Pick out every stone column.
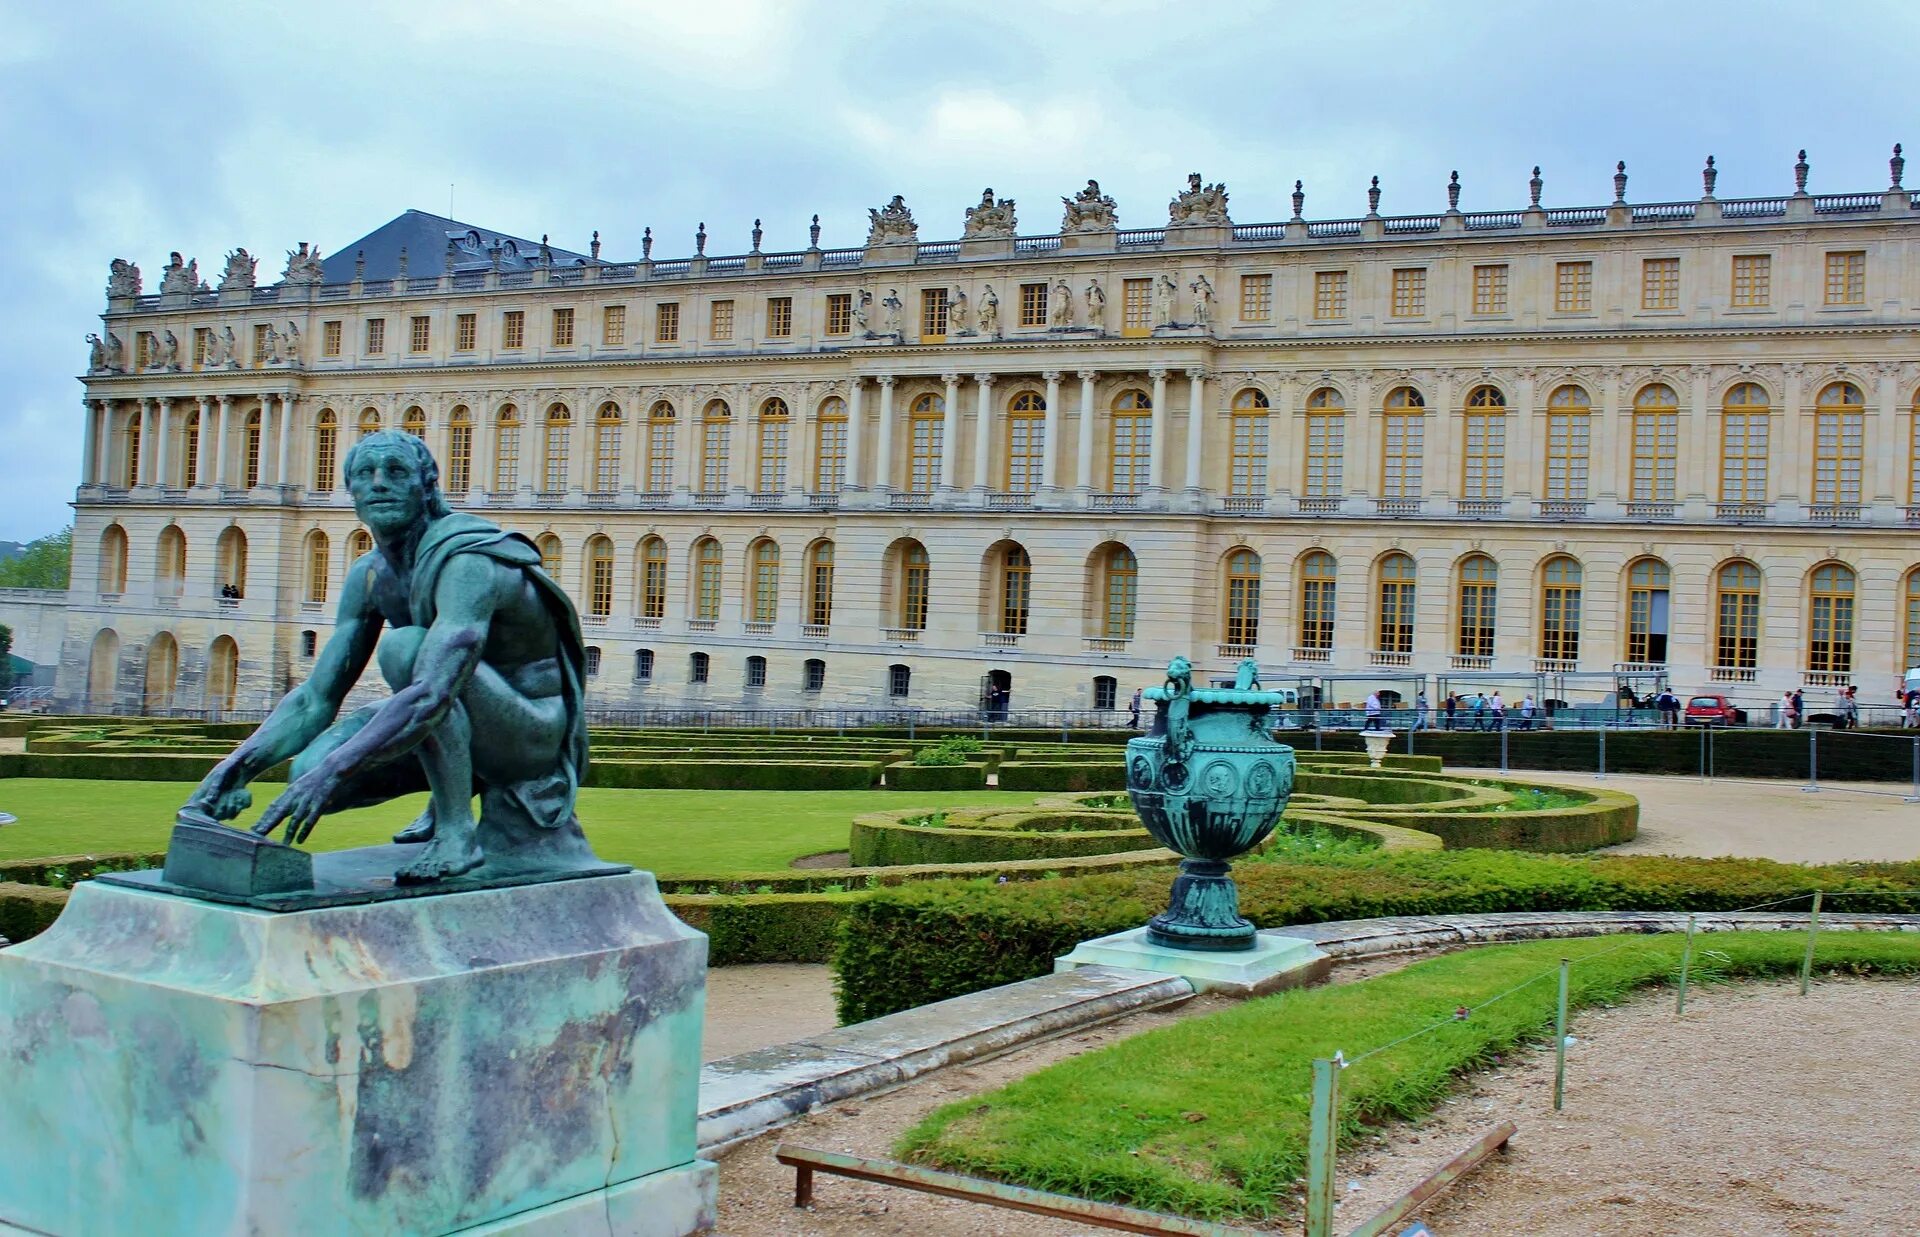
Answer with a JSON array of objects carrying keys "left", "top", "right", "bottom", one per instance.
[
  {"left": 277, "top": 394, "right": 295, "bottom": 488},
  {"left": 214, "top": 396, "right": 231, "bottom": 487},
  {"left": 1686, "top": 364, "right": 1712, "bottom": 505},
  {"left": 95, "top": 399, "right": 114, "bottom": 484},
  {"left": 1345, "top": 371, "right": 1374, "bottom": 509},
  {"left": 1183, "top": 369, "right": 1207, "bottom": 491},
  {"left": 844, "top": 379, "right": 865, "bottom": 489},
  {"left": 476, "top": 400, "right": 499, "bottom": 494},
  {"left": 938, "top": 372, "right": 961, "bottom": 490},
  {"left": 971, "top": 372, "right": 995, "bottom": 491},
  {"left": 788, "top": 388, "right": 811, "bottom": 499},
  {"left": 1873, "top": 362, "right": 1901, "bottom": 503},
  {"left": 1594, "top": 368, "right": 1622, "bottom": 503},
  {"left": 1041, "top": 370, "right": 1062, "bottom": 492},
  {"left": 726, "top": 394, "right": 749, "bottom": 495},
  {"left": 1268, "top": 374, "right": 1297, "bottom": 500},
  {"left": 1429, "top": 370, "right": 1454, "bottom": 505},
  {"left": 194, "top": 397, "right": 213, "bottom": 486},
  {"left": 1147, "top": 367, "right": 1168, "bottom": 490},
  {"left": 80, "top": 399, "right": 100, "bottom": 485},
  {"left": 873, "top": 375, "right": 896, "bottom": 491},
  {"left": 1075, "top": 370, "right": 1097, "bottom": 491},
  {"left": 674, "top": 392, "right": 697, "bottom": 495},
  {"left": 1777, "top": 364, "right": 1804, "bottom": 505},
  {"left": 1509, "top": 370, "right": 1536, "bottom": 506},
  {"left": 153, "top": 399, "right": 172, "bottom": 489}
]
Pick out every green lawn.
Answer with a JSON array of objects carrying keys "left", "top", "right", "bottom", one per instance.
[{"left": 0, "top": 780, "right": 1017, "bottom": 875}]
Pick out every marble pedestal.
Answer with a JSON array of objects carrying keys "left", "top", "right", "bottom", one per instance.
[
  {"left": 0, "top": 871, "right": 715, "bottom": 1236},
  {"left": 1056, "top": 926, "right": 1329, "bottom": 997}
]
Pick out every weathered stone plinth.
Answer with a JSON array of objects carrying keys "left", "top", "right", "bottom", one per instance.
[
  {"left": 1056, "top": 926, "right": 1328, "bottom": 997},
  {"left": 0, "top": 871, "right": 714, "bottom": 1236}
]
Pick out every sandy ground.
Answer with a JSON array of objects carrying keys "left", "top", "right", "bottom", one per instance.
[
  {"left": 704, "top": 965, "right": 840, "bottom": 1061},
  {"left": 0, "top": 736, "right": 22, "bottom": 753}
]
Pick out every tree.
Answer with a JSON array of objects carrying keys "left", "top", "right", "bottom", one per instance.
[
  {"left": 0, "top": 527, "right": 71, "bottom": 590},
  {"left": 0, "top": 624, "right": 14, "bottom": 695}
]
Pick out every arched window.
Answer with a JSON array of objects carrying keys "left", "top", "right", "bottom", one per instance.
[
  {"left": 208, "top": 635, "right": 239, "bottom": 713},
  {"left": 899, "top": 542, "right": 930, "bottom": 631},
  {"left": 1631, "top": 383, "right": 1679, "bottom": 503},
  {"left": 542, "top": 403, "right": 572, "bottom": 493},
  {"left": 1545, "top": 385, "right": 1591, "bottom": 502},
  {"left": 639, "top": 537, "right": 667, "bottom": 620},
  {"left": 689, "top": 651, "right": 711, "bottom": 685},
  {"left": 402, "top": 406, "right": 426, "bottom": 438},
  {"left": 1720, "top": 383, "right": 1770, "bottom": 503},
  {"left": 1100, "top": 545, "right": 1137, "bottom": 640},
  {"left": 1377, "top": 553, "right": 1417, "bottom": 656},
  {"left": 155, "top": 526, "right": 186, "bottom": 599},
  {"left": 1007, "top": 391, "right": 1046, "bottom": 494},
  {"left": 243, "top": 409, "right": 263, "bottom": 488},
  {"left": 1298, "top": 551, "right": 1336, "bottom": 654},
  {"left": 1461, "top": 385, "right": 1506, "bottom": 500},
  {"left": 585, "top": 535, "right": 614, "bottom": 618},
  {"left": 494, "top": 404, "right": 522, "bottom": 491},
  {"left": 87, "top": 628, "right": 119, "bottom": 707},
  {"left": 584, "top": 646, "right": 602, "bottom": 678},
  {"left": 304, "top": 531, "right": 330, "bottom": 604},
  {"left": 634, "top": 648, "right": 655, "bottom": 682},
  {"left": 643, "top": 400, "right": 677, "bottom": 494},
  {"left": 1455, "top": 555, "right": 1497, "bottom": 659},
  {"left": 1906, "top": 568, "right": 1920, "bottom": 672},
  {"left": 745, "top": 655, "right": 768, "bottom": 689},
  {"left": 806, "top": 540, "right": 835, "bottom": 628},
  {"left": 180, "top": 406, "right": 201, "bottom": 488},
  {"left": 143, "top": 632, "right": 179, "bottom": 712},
  {"left": 347, "top": 528, "right": 373, "bottom": 560},
  {"left": 1626, "top": 557, "right": 1672, "bottom": 664},
  {"left": 1093, "top": 675, "right": 1118, "bottom": 711},
  {"left": 358, "top": 407, "right": 381, "bottom": 440},
  {"left": 803, "top": 658, "right": 826, "bottom": 693},
  {"left": 749, "top": 539, "right": 780, "bottom": 623},
  {"left": 1808, "top": 563, "right": 1856, "bottom": 676},
  {"left": 313, "top": 409, "right": 339, "bottom": 492},
  {"left": 536, "top": 534, "right": 562, "bottom": 578},
  {"left": 998, "top": 544, "right": 1031, "bottom": 636},
  {"left": 693, "top": 537, "right": 722, "bottom": 621},
  {"left": 216, "top": 526, "right": 247, "bottom": 599},
  {"left": 1814, "top": 381, "right": 1865, "bottom": 505},
  {"left": 592, "top": 402, "right": 622, "bottom": 494},
  {"left": 1229, "top": 388, "right": 1269, "bottom": 497},
  {"left": 121, "top": 407, "right": 142, "bottom": 488},
  {"left": 1540, "top": 556, "right": 1582, "bottom": 663},
  {"left": 699, "top": 400, "right": 730, "bottom": 493},
  {"left": 756, "top": 398, "right": 789, "bottom": 494},
  {"left": 98, "top": 524, "right": 128, "bottom": 594},
  {"left": 814, "top": 396, "right": 847, "bottom": 493},
  {"left": 1303, "top": 387, "right": 1345, "bottom": 498},
  {"left": 1223, "top": 549, "right": 1260, "bottom": 648},
  {"left": 1380, "top": 386, "right": 1425, "bottom": 499},
  {"left": 888, "top": 662, "right": 911, "bottom": 698},
  {"left": 437, "top": 404, "right": 470, "bottom": 494},
  {"left": 908, "top": 393, "right": 944, "bottom": 495},
  {"left": 1109, "top": 389, "right": 1152, "bottom": 494},
  {"left": 1714, "top": 560, "right": 1762, "bottom": 671}
]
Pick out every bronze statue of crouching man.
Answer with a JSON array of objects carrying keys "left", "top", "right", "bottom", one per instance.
[{"left": 186, "top": 431, "right": 593, "bottom": 884}]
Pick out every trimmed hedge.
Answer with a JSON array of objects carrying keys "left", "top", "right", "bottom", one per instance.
[
  {"left": 1293, "top": 769, "right": 1494, "bottom": 807},
  {"left": 0, "top": 752, "right": 291, "bottom": 781},
  {"left": 849, "top": 807, "right": 1152, "bottom": 867},
  {"left": 0, "top": 852, "right": 165, "bottom": 887},
  {"left": 1358, "top": 786, "right": 1640, "bottom": 851},
  {"left": 0, "top": 883, "right": 68, "bottom": 945},
  {"left": 586, "top": 759, "right": 881, "bottom": 790},
  {"left": 995, "top": 762, "right": 1128, "bottom": 792},
  {"left": 884, "top": 762, "right": 989, "bottom": 791},
  {"left": 666, "top": 892, "right": 857, "bottom": 965},
  {"left": 1309, "top": 726, "right": 1919, "bottom": 781}
]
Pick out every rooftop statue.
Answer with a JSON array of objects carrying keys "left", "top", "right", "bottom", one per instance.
[
  {"left": 85, "top": 333, "right": 109, "bottom": 375},
  {"left": 962, "top": 187, "right": 1018, "bottom": 239},
  {"left": 219, "top": 248, "right": 257, "bottom": 291},
  {"left": 866, "top": 195, "right": 918, "bottom": 246},
  {"left": 1190, "top": 273, "right": 1215, "bottom": 328},
  {"left": 1168, "top": 172, "right": 1231, "bottom": 227},
  {"left": 949, "top": 284, "right": 969, "bottom": 330},
  {"left": 106, "top": 258, "right": 141, "bottom": 299},
  {"left": 880, "top": 288, "right": 904, "bottom": 335},
  {"left": 1050, "top": 276, "right": 1074, "bottom": 327},
  {"left": 1061, "top": 179, "right": 1118, "bottom": 232},
  {"left": 1085, "top": 278, "right": 1107, "bottom": 331},
  {"left": 283, "top": 242, "right": 326, "bottom": 286},
  {"left": 280, "top": 320, "right": 302, "bottom": 367},
  {"left": 977, "top": 284, "right": 1000, "bottom": 337},
  {"left": 159, "top": 251, "right": 199, "bottom": 296},
  {"left": 153, "top": 330, "right": 181, "bottom": 372},
  {"left": 852, "top": 288, "right": 873, "bottom": 334},
  {"left": 184, "top": 431, "right": 596, "bottom": 884}
]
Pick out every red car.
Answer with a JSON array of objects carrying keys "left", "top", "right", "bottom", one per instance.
[{"left": 1683, "top": 694, "right": 1748, "bottom": 727}]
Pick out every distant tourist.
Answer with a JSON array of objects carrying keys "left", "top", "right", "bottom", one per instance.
[
  {"left": 1413, "top": 689, "right": 1429, "bottom": 731},
  {"left": 1471, "top": 692, "right": 1489, "bottom": 731},
  {"left": 1518, "top": 694, "right": 1537, "bottom": 730},
  {"left": 1777, "top": 690, "right": 1795, "bottom": 729},
  {"left": 1443, "top": 693, "right": 1458, "bottom": 730},
  {"left": 1656, "top": 688, "right": 1681, "bottom": 729},
  {"left": 1841, "top": 685, "right": 1859, "bottom": 730},
  {"left": 1489, "top": 691, "right": 1506, "bottom": 731},
  {"left": 1363, "top": 690, "right": 1384, "bottom": 731},
  {"left": 1790, "top": 688, "right": 1805, "bottom": 728},
  {"left": 1904, "top": 684, "right": 1920, "bottom": 727},
  {"left": 1127, "top": 687, "right": 1142, "bottom": 728}
]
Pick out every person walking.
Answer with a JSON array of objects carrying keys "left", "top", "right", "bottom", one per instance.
[
  {"left": 1657, "top": 687, "right": 1681, "bottom": 729},
  {"left": 1413, "top": 689, "right": 1430, "bottom": 731},
  {"left": 1519, "top": 694, "right": 1537, "bottom": 730},
  {"left": 1776, "top": 689, "right": 1794, "bottom": 729},
  {"left": 1790, "top": 688, "right": 1805, "bottom": 729},
  {"left": 1842, "top": 685, "right": 1859, "bottom": 730},
  {"left": 1489, "top": 690, "right": 1506, "bottom": 731},
  {"left": 1471, "top": 692, "right": 1489, "bottom": 731},
  {"left": 1905, "top": 683, "right": 1920, "bottom": 728},
  {"left": 1364, "top": 690, "right": 1384, "bottom": 732},
  {"left": 1444, "top": 692, "right": 1458, "bottom": 731},
  {"left": 1127, "top": 687, "right": 1142, "bottom": 729}
]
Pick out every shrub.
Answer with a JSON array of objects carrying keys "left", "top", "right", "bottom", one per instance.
[
  {"left": 666, "top": 892, "right": 859, "bottom": 965},
  {"left": 885, "top": 762, "right": 989, "bottom": 791},
  {"left": 585, "top": 759, "right": 881, "bottom": 790},
  {"left": 0, "top": 882, "right": 68, "bottom": 944},
  {"left": 996, "top": 762, "right": 1128, "bottom": 792}
]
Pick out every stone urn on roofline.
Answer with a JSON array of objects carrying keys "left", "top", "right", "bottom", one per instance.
[{"left": 1127, "top": 656, "right": 1296, "bottom": 952}]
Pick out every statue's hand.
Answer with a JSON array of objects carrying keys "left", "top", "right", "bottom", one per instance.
[
  {"left": 186, "top": 755, "right": 253, "bottom": 823},
  {"left": 250, "top": 768, "right": 336, "bottom": 846}
]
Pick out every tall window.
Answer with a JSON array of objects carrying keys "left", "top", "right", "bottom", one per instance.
[
  {"left": 984, "top": 544, "right": 1025, "bottom": 636},
  {"left": 745, "top": 655, "right": 767, "bottom": 689},
  {"left": 1121, "top": 278, "right": 1152, "bottom": 336},
  {"left": 1455, "top": 555, "right": 1497, "bottom": 658},
  {"left": 806, "top": 540, "right": 835, "bottom": 627},
  {"left": 1912, "top": 390, "right": 1920, "bottom": 505},
  {"left": 756, "top": 398, "right": 789, "bottom": 493},
  {"left": 1101, "top": 545, "right": 1137, "bottom": 640},
  {"left": 766, "top": 296, "right": 793, "bottom": 337},
  {"left": 98, "top": 525, "right": 128, "bottom": 593},
  {"left": 1540, "top": 556, "right": 1582, "bottom": 662},
  {"left": 1223, "top": 549, "right": 1260, "bottom": 647},
  {"left": 1545, "top": 385, "right": 1591, "bottom": 501},
  {"left": 689, "top": 652, "right": 710, "bottom": 684},
  {"left": 889, "top": 663, "right": 911, "bottom": 698},
  {"left": 401, "top": 406, "right": 426, "bottom": 438},
  {"left": 709, "top": 299, "right": 734, "bottom": 342},
  {"left": 536, "top": 535, "right": 561, "bottom": 578},
  {"left": 1020, "top": 283, "right": 1049, "bottom": 327},
  {"left": 908, "top": 393, "right": 944, "bottom": 494},
  {"left": 1303, "top": 387, "right": 1346, "bottom": 498},
  {"left": 1824, "top": 251, "right": 1866, "bottom": 306},
  {"left": 1732, "top": 254, "right": 1771, "bottom": 308},
  {"left": 243, "top": 410, "right": 263, "bottom": 487},
  {"left": 365, "top": 318, "right": 386, "bottom": 354},
  {"left": 494, "top": 404, "right": 521, "bottom": 491},
  {"left": 181, "top": 409, "right": 200, "bottom": 488},
  {"left": 122, "top": 408, "right": 141, "bottom": 487},
  {"left": 814, "top": 396, "right": 847, "bottom": 492},
  {"left": 1239, "top": 273, "right": 1272, "bottom": 321},
  {"left": 454, "top": 313, "right": 477, "bottom": 351},
  {"left": 1814, "top": 382, "right": 1865, "bottom": 504},
  {"left": 592, "top": 404, "right": 622, "bottom": 493},
  {"left": 646, "top": 401, "right": 676, "bottom": 493},
  {"left": 1380, "top": 386, "right": 1425, "bottom": 498},
  {"left": 1641, "top": 257, "right": 1680, "bottom": 310},
  {"left": 1720, "top": 383, "right": 1770, "bottom": 502},
  {"left": 1714, "top": 561, "right": 1761, "bottom": 670},
  {"left": 919, "top": 288, "right": 949, "bottom": 342},
  {"left": 1626, "top": 558, "right": 1672, "bottom": 664},
  {"left": 1389, "top": 268, "right": 1426, "bottom": 318},
  {"left": 826, "top": 293, "right": 852, "bottom": 335},
  {"left": 357, "top": 407, "right": 380, "bottom": 439},
  {"left": 551, "top": 307, "right": 575, "bottom": 347},
  {"left": 693, "top": 538, "right": 722, "bottom": 620},
  {"left": 208, "top": 636, "right": 239, "bottom": 712},
  {"left": 1555, "top": 261, "right": 1593, "bottom": 312},
  {"left": 1808, "top": 563, "right": 1855, "bottom": 675},
  {"left": 1229, "top": 389, "right": 1269, "bottom": 496},
  {"left": 304, "top": 531, "right": 330, "bottom": 604},
  {"left": 447, "top": 406, "right": 472, "bottom": 492},
  {"left": 253, "top": 324, "right": 271, "bottom": 367},
  {"left": 639, "top": 537, "right": 667, "bottom": 619},
  {"left": 502, "top": 310, "right": 525, "bottom": 349},
  {"left": 1298, "top": 551, "right": 1336, "bottom": 652},
  {"left": 749, "top": 540, "right": 780, "bottom": 623},
  {"left": 1093, "top": 676, "right": 1118, "bottom": 711},
  {"left": 602, "top": 305, "right": 626, "bottom": 345},
  {"left": 192, "top": 327, "right": 211, "bottom": 368},
  {"left": 1461, "top": 385, "right": 1506, "bottom": 500},
  {"left": 656, "top": 302, "right": 680, "bottom": 342},
  {"left": 322, "top": 320, "right": 342, "bottom": 357},
  {"left": 900, "top": 543, "right": 930, "bottom": 631},
  {"left": 1905, "top": 569, "right": 1920, "bottom": 672},
  {"left": 585, "top": 535, "right": 614, "bottom": 618},
  {"left": 348, "top": 528, "right": 373, "bottom": 561},
  {"left": 1109, "top": 389, "right": 1151, "bottom": 493},
  {"left": 409, "top": 315, "right": 431, "bottom": 353},
  {"left": 154, "top": 526, "right": 186, "bottom": 599},
  {"left": 313, "top": 410, "right": 338, "bottom": 491},
  {"left": 699, "top": 400, "right": 730, "bottom": 492},
  {"left": 1313, "top": 270, "right": 1349, "bottom": 319},
  {"left": 1631, "top": 384, "right": 1679, "bottom": 503},
  {"left": 1377, "top": 553, "right": 1416, "bottom": 655},
  {"left": 1472, "top": 264, "right": 1509, "bottom": 315},
  {"left": 1006, "top": 392, "right": 1045, "bottom": 493},
  {"left": 542, "top": 404, "right": 572, "bottom": 493}
]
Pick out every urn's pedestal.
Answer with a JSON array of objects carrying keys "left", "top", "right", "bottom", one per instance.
[
  {"left": 0, "top": 871, "right": 715, "bottom": 1236},
  {"left": 1056, "top": 928, "right": 1328, "bottom": 998}
]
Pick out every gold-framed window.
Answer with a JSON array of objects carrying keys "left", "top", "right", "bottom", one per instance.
[
  {"left": 1229, "top": 388, "right": 1269, "bottom": 496},
  {"left": 1121, "top": 278, "right": 1152, "bottom": 337},
  {"left": 825, "top": 293, "right": 852, "bottom": 335},
  {"left": 1108, "top": 389, "right": 1151, "bottom": 493},
  {"left": 1626, "top": 557, "right": 1671, "bottom": 664},
  {"left": 699, "top": 400, "right": 730, "bottom": 491},
  {"left": 410, "top": 315, "right": 431, "bottom": 353},
  {"left": 365, "top": 318, "right": 385, "bottom": 354},
  {"left": 806, "top": 540, "right": 835, "bottom": 627},
  {"left": 1376, "top": 553, "right": 1417, "bottom": 654},
  {"left": 693, "top": 539, "right": 722, "bottom": 620},
  {"left": 1731, "top": 254, "right": 1771, "bottom": 308},
  {"left": 446, "top": 406, "right": 472, "bottom": 492},
  {"left": 640, "top": 537, "right": 667, "bottom": 619},
  {"left": 1020, "top": 283, "right": 1049, "bottom": 327},
  {"left": 1223, "top": 549, "right": 1260, "bottom": 646},
  {"left": 767, "top": 296, "right": 793, "bottom": 338},
  {"left": 1455, "top": 555, "right": 1497, "bottom": 658},
  {"left": 322, "top": 320, "right": 343, "bottom": 356},
  {"left": 1298, "top": 551, "right": 1336, "bottom": 652},
  {"left": 502, "top": 310, "right": 525, "bottom": 349},
  {"left": 1461, "top": 385, "right": 1505, "bottom": 500},
  {"left": 645, "top": 401, "right": 675, "bottom": 492},
  {"left": 550, "top": 307, "right": 574, "bottom": 347},
  {"left": 1714, "top": 560, "right": 1761, "bottom": 669},
  {"left": 586, "top": 536, "right": 614, "bottom": 618},
  {"left": 900, "top": 543, "right": 930, "bottom": 631},
  {"left": 1813, "top": 382, "right": 1865, "bottom": 504},
  {"left": 814, "top": 397, "right": 847, "bottom": 491},
  {"left": 709, "top": 300, "right": 734, "bottom": 342},
  {"left": 1380, "top": 386, "right": 1425, "bottom": 498},
  {"left": 999, "top": 545, "right": 1031, "bottom": 635},
  {"left": 305, "top": 531, "right": 329, "bottom": 604},
  {"left": 456, "top": 313, "right": 477, "bottom": 350},
  {"left": 1630, "top": 384, "right": 1679, "bottom": 502},
  {"left": 1808, "top": 562, "right": 1855, "bottom": 675},
  {"left": 1540, "top": 556, "right": 1582, "bottom": 662},
  {"left": 493, "top": 405, "right": 521, "bottom": 490},
  {"left": 1472, "top": 264, "right": 1509, "bottom": 315},
  {"left": 1239, "top": 273, "right": 1272, "bottom": 321},
  {"left": 1101, "top": 545, "right": 1137, "bottom": 639},
  {"left": 1641, "top": 257, "right": 1680, "bottom": 310},
  {"left": 1719, "top": 382, "right": 1769, "bottom": 502},
  {"left": 750, "top": 540, "right": 780, "bottom": 624},
  {"left": 907, "top": 393, "right": 944, "bottom": 493},
  {"left": 1545, "top": 385, "right": 1591, "bottom": 500},
  {"left": 541, "top": 403, "right": 572, "bottom": 492},
  {"left": 757, "top": 398, "right": 790, "bottom": 493},
  {"left": 312, "top": 410, "right": 337, "bottom": 492},
  {"left": 601, "top": 305, "right": 625, "bottom": 345},
  {"left": 1389, "top": 268, "right": 1426, "bottom": 318},
  {"left": 1824, "top": 250, "right": 1866, "bottom": 306},
  {"left": 1006, "top": 392, "right": 1045, "bottom": 494},
  {"left": 1303, "top": 387, "right": 1346, "bottom": 498},
  {"left": 919, "top": 288, "right": 949, "bottom": 343},
  {"left": 1555, "top": 262, "right": 1592, "bottom": 312},
  {"left": 656, "top": 302, "right": 680, "bottom": 342},
  {"left": 1313, "top": 270, "right": 1349, "bottom": 319},
  {"left": 592, "top": 403, "right": 622, "bottom": 493}
]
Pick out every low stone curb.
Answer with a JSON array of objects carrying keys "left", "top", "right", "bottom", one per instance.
[{"left": 1279, "top": 909, "right": 1920, "bottom": 960}]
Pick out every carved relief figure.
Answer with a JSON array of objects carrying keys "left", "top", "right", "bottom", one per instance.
[
  {"left": 86, "top": 333, "right": 108, "bottom": 374},
  {"left": 1085, "top": 279, "right": 1107, "bottom": 332},
  {"left": 880, "top": 289, "right": 904, "bottom": 336},
  {"left": 853, "top": 289, "right": 873, "bottom": 335},
  {"left": 159, "top": 252, "right": 199, "bottom": 296},
  {"left": 1061, "top": 179, "right": 1119, "bottom": 232},
  {"left": 1050, "top": 277, "right": 1074, "bottom": 328},
  {"left": 1155, "top": 273, "right": 1178, "bottom": 327},
  {"left": 219, "top": 248, "right": 258, "bottom": 291},
  {"left": 1190, "top": 274, "right": 1215, "bottom": 328},
  {"left": 962, "top": 187, "right": 1018, "bottom": 239},
  {"left": 106, "top": 258, "right": 142, "bottom": 298},
  {"left": 978, "top": 285, "right": 1000, "bottom": 338},
  {"left": 1168, "top": 172, "right": 1232, "bottom": 227},
  {"left": 283, "top": 242, "right": 326, "bottom": 286},
  {"left": 949, "top": 285, "right": 970, "bottom": 332},
  {"left": 866, "top": 195, "right": 918, "bottom": 246}
]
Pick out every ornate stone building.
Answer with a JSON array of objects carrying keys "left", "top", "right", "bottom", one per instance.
[{"left": 46, "top": 151, "right": 1920, "bottom": 716}]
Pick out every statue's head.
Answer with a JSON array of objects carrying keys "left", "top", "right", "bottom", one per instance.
[{"left": 344, "top": 430, "right": 450, "bottom": 537}]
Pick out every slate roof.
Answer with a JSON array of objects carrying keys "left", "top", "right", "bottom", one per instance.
[{"left": 317, "top": 210, "right": 592, "bottom": 283}]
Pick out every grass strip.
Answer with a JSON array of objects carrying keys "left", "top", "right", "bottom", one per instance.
[{"left": 897, "top": 930, "right": 1920, "bottom": 1221}]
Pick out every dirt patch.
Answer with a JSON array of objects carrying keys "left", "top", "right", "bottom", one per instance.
[
  {"left": 704, "top": 965, "right": 839, "bottom": 1062},
  {"left": 791, "top": 851, "right": 853, "bottom": 869}
]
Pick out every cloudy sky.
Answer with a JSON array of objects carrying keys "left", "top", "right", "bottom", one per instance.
[{"left": 2, "top": 0, "right": 1914, "bottom": 540}]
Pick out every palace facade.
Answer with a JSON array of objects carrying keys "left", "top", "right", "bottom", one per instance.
[{"left": 40, "top": 152, "right": 1920, "bottom": 716}]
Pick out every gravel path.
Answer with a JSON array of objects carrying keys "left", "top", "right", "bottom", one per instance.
[{"left": 703, "top": 964, "right": 839, "bottom": 1062}]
